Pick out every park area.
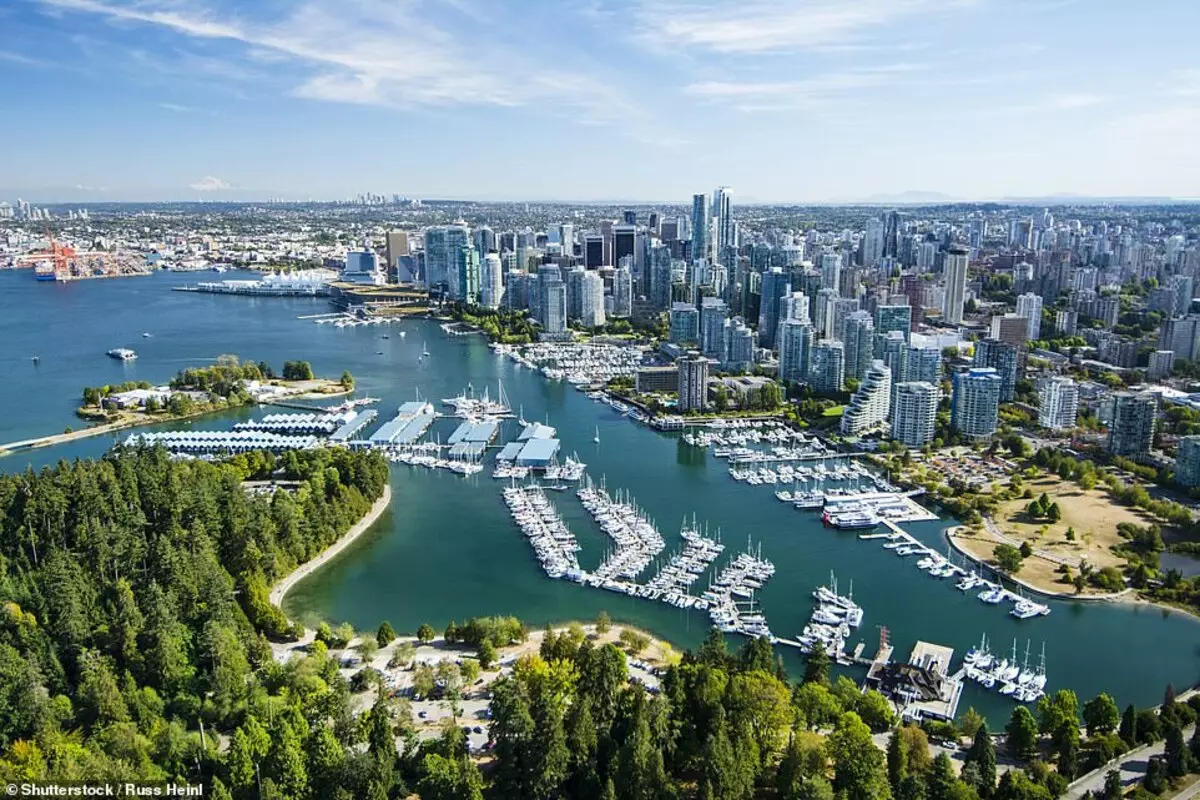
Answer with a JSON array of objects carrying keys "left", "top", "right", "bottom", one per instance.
[{"left": 952, "top": 473, "right": 1168, "bottom": 596}]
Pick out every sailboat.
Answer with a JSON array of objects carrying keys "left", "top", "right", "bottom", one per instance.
[
  {"left": 593, "top": 426, "right": 600, "bottom": 444},
  {"left": 518, "top": 404, "right": 527, "bottom": 426},
  {"left": 421, "top": 341, "right": 431, "bottom": 358}
]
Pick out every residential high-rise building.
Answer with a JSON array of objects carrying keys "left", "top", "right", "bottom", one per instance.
[
  {"left": 809, "top": 342, "right": 845, "bottom": 393},
  {"left": 580, "top": 272, "right": 606, "bottom": 327},
  {"left": 670, "top": 302, "right": 699, "bottom": 345},
  {"left": 813, "top": 288, "right": 840, "bottom": 339},
  {"left": 480, "top": 252, "right": 504, "bottom": 309},
  {"left": 891, "top": 382, "right": 940, "bottom": 447},
  {"left": 1016, "top": 293, "right": 1043, "bottom": 340},
  {"left": 973, "top": 338, "right": 1019, "bottom": 402},
  {"left": 820, "top": 253, "right": 841, "bottom": 292},
  {"left": 778, "top": 319, "right": 814, "bottom": 384},
  {"left": 649, "top": 244, "right": 673, "bottom": 310},
  {"left": 878, "top": 331, "right": 908, "bottom": 378},
  {"left": 842, "top": 311, "right": 876, "bottom": 382},
  {"left": 1160, "top": 316, "right": 1200, "bottom": 362},
  {"left": 612, "top": 264, "right": 633, "bottom": 318},
  {"left": 690, "top": 193, "right": 711, "bottom": 262},
  {"left": 757, "top": 268, "right": 790, "bottom": 348},
  {"left": 722, "top": 318, "right": 755, "bottom": 372},
  {"left": 1147, "top": 350, "right": 1175, "bottom": 381},
  {"left": 424, "top": 225, "right": 468, "bottom": 293},
  {"left": 456, "top": 245, "right": 481, "bottom": 304},
  {"left": 841, "top": 360, "right": 892, "bottom": 436},
  {"left": 1055, "top": 309, "right": 1078, "bottom": 337},
  {"left": 677, "top": 353, "right": 710, "bottom": 412},
  {"left": 565, "top": 267, "right": 585, "bottom": 320},
  {"left": 559, "top": 223, "right": 575, "bottom": 256},
  {"left": 951, "top": 368, "right": 1001, "bottom": 438},
  {"left": 713, "top": 187, "right": 733, "bottom": 255},
  {"left": 700, "top": 298, "right": 730, "bottom": 359},
  {"left": 472, "top": 226, "right": 495, "bottom": 257},
  {"left": 537, "top": 265, "right": 566, "bottom": 335},
  {"left": 903, "top": 345, "right": 942, "bottom": 385},
  {"left": 942, "top": 246, "right": 969, "bottom": 324},
  {"left": 1037, "top": 376, "right": 1078, "bottom": 430},
  {"left": 1169, "top": 275, "right": 1195, "bottom": 317},
  {"left": 1175, "top": 436, "right": 1200, "bottom": 487},
  {"left": 1107, "top": 392, "right": 1157, "bottom": 459},
  {"left": 504, "top": 270, "right": 530, "bottom": 311}
]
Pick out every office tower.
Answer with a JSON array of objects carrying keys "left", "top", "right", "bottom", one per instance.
[
  {"left": 778, "top": 319, "right": 814, "bottom": 384},
  {"left": 952, "top": 368, "right": 1002, "bottom": 438},
  {"left": 891, "top": 382, "right": 940, "bottom": 447},
  {"left": 613, "top": 224, "right": 636, "bottom": 269},
  {"left": 842, "top": 311, "right": 876, "bottom": 382},
  {"left": 841, "top": 360, "right": 892, "bottom": 436},
  {"left": 1175, "top": 436, "right": 1200, "bottom": 487},
  {"left": 581, "top": 272, "right": 606, "bottom": 327},
  {"left": 583, "top": 234, "right": 604, "bottom": 269},
  {"left": 670, "top": 302, "right": 699, "bottom": 345},
  {"left": 862, "top": 217, "right": 884, "bottom": 266},
  {"left": 882, "top": 210, "right": 900, "bottom": 259},
  {"left": 559, "top": 223, "right": 575, "bottom": 256},
  {"left": 1055, "top": 309, "right": 1078, "bottom": 337},
  {"left": 677, "top": 353, "right": 710, "bottom": 412},
  {"left": 875, "top": 304, "right": 912, "bottom": 341},
  {"left": 700, "top": 298, "right": 730, "bottom": 359},
  {"left": 660, "top": 217, "right": 681, "bottom": 243},
  {"left": 1160, "top": 316, "right": 1200, "bottom": 361},
  {"left": 612, "top": 264, "right": 633, "bottom": 318},
  {"left": 538, "top": 265, "right": 566, "bottom": 335},
  {"left": 1015, "top": 293, "right": 1043, "bottom": 340},
  {"left": 1147, "top": 350, "right": 1175, "bottom": 381},
  {"left": 904, "top": 345, "right": 942, "bottom": 385},
  {"left": 504, "top": 270, "right": 529, "bottom": 310},
  {"left": 456, "top": 245, "right": 481, "bottom": 304},
  {"left": 809, "top": 342, "right": 845, "bottom": 393},
  {"left": 820, "top": 253, "right": 841, "bottom": 292},
  {"left": 751, "top": 243, "right": 773, "bottom": 273},
  {"left": 480, "top": 252, "right": 504, "bottom": 309},
  {"left": 342, "top": 245, "right": 383, "bottom": 285},
  {"left": 1037, "top": 376, "right": 1079, "bottom": 430},
  {"left": 473, "top": 226, "right": 496, "bottom": 257},
  {"left": 424, "top": 225, "right": 468, "bottom": 293},
  {"left": 829, "top": 298, "right": 860, "bottom": 343},
  {"left": 600, "top": 220, "right": 615, "bottom": 265},
  {"left": 973, "top": 339, "right": 1019, "bottom": 402},
  {"left": 622, "top": 210, "right": 637, "bottom": 225},
  {"left": 757, "top": 268, "right": 790, "bottom": 348},
  {"left": 649, "top": 244, "right": 673, "bottom": 310},
  {"left": 690, "top": 193, "right": 711, "bottom": 262},
  {"left": 990, "top": 314, "right": 1030, "bottom": 348},
  {"left": 942, "top": 246, "right": 968, "bottom": 324},
  {"left": 1107, "top": 392, "right": 1157, "bottom": 459},
  {"left": 722, "top": 318, "right": 755, "bottom": 372},
  {"left": 384, "top": 230, "right": 409, "bottom": 280}
]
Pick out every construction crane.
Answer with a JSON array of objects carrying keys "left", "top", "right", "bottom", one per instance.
[{"left": 44, "top": 226, "right": 75, "bottom": 280}]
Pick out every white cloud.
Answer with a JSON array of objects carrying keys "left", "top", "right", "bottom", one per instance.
[
  {"left": 0, "top": 49, "right": 44, "bottom": 66},
  {"left": 158, "top": 102, "right": 193, "bottom": 112},
  {"left": 189, "top": 176, "right": 230, "bottom": 191},
  {"left": 1046, "top": 92, "right": 1108, "bottom": 109},
  {"left": 634, "top": 0, "right": 979, "bottom": 54},
  {"left": 684, "top": 64, "right": 927, "bottom": 112}
]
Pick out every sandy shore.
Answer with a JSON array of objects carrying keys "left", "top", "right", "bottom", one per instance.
[{"left": 270, "top": 483, "right": 392, "bottom": 610}]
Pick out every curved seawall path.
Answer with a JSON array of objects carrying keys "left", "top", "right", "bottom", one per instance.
[{"left": 270, "top": 483, "right": 393, "bottom": 611}]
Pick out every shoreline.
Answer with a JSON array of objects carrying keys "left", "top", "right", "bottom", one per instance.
[
  {"left": 0, "top": 382, "right": 351, "bottom": 458},
  {"left": 270, "top": 483, "right": 392, "bottom": 611}
]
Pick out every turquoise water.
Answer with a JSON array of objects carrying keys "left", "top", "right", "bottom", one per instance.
[{"left": 1, "top": 269, "right": 1197, "bottom": 726}]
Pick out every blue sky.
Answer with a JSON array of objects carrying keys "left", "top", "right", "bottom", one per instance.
[{"left": 3, "top": 0, "right": 1199, "bottom": 202}]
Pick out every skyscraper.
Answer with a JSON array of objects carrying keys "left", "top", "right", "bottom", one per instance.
[
  {"left": 1037, "top": 376, "right": 1078, "bottom": 430},
  {"left": 480, "top": 252, "right": 504, "bottom": 309},
  {"left": 559, "top": 223, "right": 575, "bottom": 256},
  {"left": 677, "top": 353, "right": 710, "bottom": 412},
  {"left": 722, "top": 318, "right": 755, "bottom": 372},
  {"left": 990, "top": 314, "right": 1030, "bottom": 348},
  {"left": 842, "top": 311, "right": 876, "bottom": 382},
  {"left": 565, "top": 267, "right": 585, "bottom": 320},
  {"left": 537, "top": 265, "right": 566, "bottom": 336},
  {"left": 1015, "top": 293, "right": 1043, "bottom": 340},
  {"left": 820, "top": 253, "right": 841, "bottom": 292},
  {"left": 1107, "top": 392, "right": 1157, "bottom": 459},
  {"left": 700, "top": 297, "right": 730, "bottom": 359},
  {"left": 1175, "top": 436, "right": 1200, "bottom": 487},
  {"left": 649, "top": 244, "right": 673, "bottom": 310},
  {"left": 841, "top": 360, "right": 891, "bottom": 436},
  {"left": 903, "top": 345, "right": 942, "bottom": 385},
  {"left": 874, "top": 304, "right": 912, "bottom": 341},
  {"left": 670, "top": 302, "right": 699, "bottom": 345},
  {"left": 942, "top": 246, "right": 968, "bottom": 324},
  {"left": 690, "top": 193, "right": 711, "bottom": 263},
  {"left": 973, "top": 338, "right": 1019, "bottom": 402},
  {"left": 809, "top": 342, "right": 845, "bottom": 393},
  {"left": 713, "top": 187, "right": 733, "bottom": 255},
  {"left": 951, "top": 368, "right": 1001, "bottom": 438},
  {"left": 581, "top": 271, "right": 606, "bottom": 327},
  {"left": 424, "top": 225, "right": 468, "bottom": 294},
  {"left": 583, "top": 234, "right": 604, "bottom": 269},
  {"left": 757, "top": 268, "right": 790, "bottom": 349},
  {"left": 456, "top": 245, "right": 481, "bottom": 304},
  {"left": 778, "top": 319, "right": 814, "bottom": 384},
  {"left": 829, "top": 298, "right": 860, "bottom": 343},
  {"left": 891, "top": 382, "right": 939, "bottom": 447},
  {"left": 612, "top": 264, "right": 633, "bottom": 318},
  {"left": 384, "top": 230, "right": 409, "bottom": 281},
  {"left": 613, "top": 224, "right": 636, "bottom": 269}
]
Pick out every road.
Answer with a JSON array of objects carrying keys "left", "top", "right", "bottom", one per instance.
[{"left": 1064, "top": 720, "right": 1196, "bottom": 799}]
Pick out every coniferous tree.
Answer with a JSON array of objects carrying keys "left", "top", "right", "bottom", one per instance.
[{"left": 964, "top": 723, "right": 996, "bottom": 797}]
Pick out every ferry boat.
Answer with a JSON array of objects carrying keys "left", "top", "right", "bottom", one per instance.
[
  {"left": 107, "top": 348, "right": 137, "bottom": 361},
  {"left": 822, "top": 510, "right": 879, "bottom": 530}
]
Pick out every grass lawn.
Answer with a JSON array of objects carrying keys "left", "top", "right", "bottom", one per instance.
[{"left": 822, "top": 405, "right": 846, "bottom": 417}]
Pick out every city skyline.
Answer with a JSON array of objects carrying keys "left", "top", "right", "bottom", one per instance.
[{"left": 4, "top": 0, "right": 1200, "bottom": 202}]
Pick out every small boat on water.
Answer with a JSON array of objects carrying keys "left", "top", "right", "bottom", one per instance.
[
  {"left": 593, "top": 426, "right": 600, "bottom": 444},
  {"left": 142, "top": 332, "right": 152, "bottom": 338},
  {"left": 107, "top": 348, "right": 137, "bottom": 361}
]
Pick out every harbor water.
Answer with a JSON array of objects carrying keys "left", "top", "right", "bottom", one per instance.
[{"left": 1, "top": 270, "right": 1197, "bottom": 726}]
